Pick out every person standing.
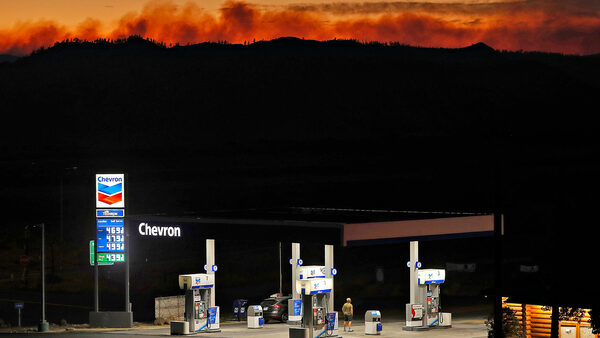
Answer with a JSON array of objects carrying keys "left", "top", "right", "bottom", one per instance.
[{"left": 342, "top": 297, "right": 354, "bottom": 332}]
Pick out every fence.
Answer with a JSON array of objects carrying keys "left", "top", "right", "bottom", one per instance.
[{"left": 154, "top": 295, "right": 185, "bottom": 324}]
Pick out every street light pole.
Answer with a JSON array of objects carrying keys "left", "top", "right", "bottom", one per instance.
[
  {"left": 279, "top": 242, "right": 283, "bottom": 296},
  {"left": 37, "top": 223, "right": 49, "bottom": 332},
  {"left": 60, "top": 177, "right": 63, "bottom": 242}
]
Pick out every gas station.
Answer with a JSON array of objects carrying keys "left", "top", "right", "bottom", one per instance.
[{"left": 87, "top": 173, "right": 496, "bottom": 337}]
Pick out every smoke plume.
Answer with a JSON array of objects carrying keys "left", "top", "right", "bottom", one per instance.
[{"left": 1, "top": 0, "right": 600, "bottom": 56}]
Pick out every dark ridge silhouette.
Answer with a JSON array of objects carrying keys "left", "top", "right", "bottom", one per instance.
[
  {"left": 461, "top": 42, "right": 496, "bottom": 54},
  {"left": 3, "top": 35, "right": 599, "bottom": 156},
  {"left": 253, "top": 36, "right": 320, "bottom": 47},
  {"left": 0, "top": 54, "right": 18, "bottom": 63}
]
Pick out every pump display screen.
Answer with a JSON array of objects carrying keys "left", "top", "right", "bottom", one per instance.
[{"left": 96, "top": 218, "right": 125, "bottom": 252}]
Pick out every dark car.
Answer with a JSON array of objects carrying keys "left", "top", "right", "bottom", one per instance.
[{"left": 260, "top": 295, "right": 291, "bottom": 323}]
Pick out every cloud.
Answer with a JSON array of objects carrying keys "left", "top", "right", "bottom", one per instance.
[
  {"left": 1, "top": 0, "right": 599, "bottom": 56},
  {"left": 283, "top": 0, "right": 600, "bottom": 17}
]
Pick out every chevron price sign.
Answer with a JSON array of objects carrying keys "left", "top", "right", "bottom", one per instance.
[{"left": 94, "top": 173, "right": 126, "bottom": 265}]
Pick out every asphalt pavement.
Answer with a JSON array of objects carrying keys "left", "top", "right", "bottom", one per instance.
[{"left": 1, "top": 315, "right": 489, "bottom": 337}]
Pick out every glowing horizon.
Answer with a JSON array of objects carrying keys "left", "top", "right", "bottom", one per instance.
[{"left": 1, "top": 0, "right": 600, "bottom": 56}]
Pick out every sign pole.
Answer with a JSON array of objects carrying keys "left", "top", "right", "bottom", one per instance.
[
  {"left": 94, "top": 224, "right": 99, "bottom": 312},
  {"left": 38, "top": 223, "right": 49, "bottom": 332},
  {"left": 125, "top": 222, "right": 130, "bottom": 312},
  {"left": 125, "top": 173, "right": 130, "bottom": 312},
  {"left": 41, "top": 222, "right": 45, "bottom": 322},
  {"left": 15, "top": 303, "right": 24, "bottom": 327}
]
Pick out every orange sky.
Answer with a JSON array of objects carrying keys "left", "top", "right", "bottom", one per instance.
[{"left": 1, "top": 0, "right": 600, "bottom": 55}]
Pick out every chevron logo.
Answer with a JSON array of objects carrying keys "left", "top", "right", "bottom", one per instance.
[
  {"left": 98, "top": 183, "right": 123, "bottom": 205},
  {"left": 96, "top": 174, "right": 125, "bottom": 207}
]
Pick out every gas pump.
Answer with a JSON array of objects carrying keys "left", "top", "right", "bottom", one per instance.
[
  {"left": 418, "top": 269, "right": 451, "bottom": 328},
  {"left": 403, "top": 242, "right": 451, "bottom": 331},
  {"left": 405, "top": 268, "right": 452, "bottom": 329},
  {"left": 295, "top": 266, "right": 339, "bottom": 338},
  {"left": 170, "top": 239, "right": 220, "bottom": 335},
  {"left": 171, "top": 274, "right": 221, "bottom": 334}
]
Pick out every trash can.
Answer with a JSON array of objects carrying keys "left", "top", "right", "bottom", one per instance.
[
  {"left": 247, "top": 305, "right": 264, "bottom": 329},
  {"left": 233, "top": 299, "right": 248, "bottom": 321},
  {"left": 365, "top": 310, "right": 382, "bottom": 335}
]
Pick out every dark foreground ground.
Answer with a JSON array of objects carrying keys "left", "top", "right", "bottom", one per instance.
[{"left": 1, "top": 304, "right": 491, "bottom": 337}]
